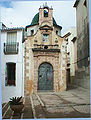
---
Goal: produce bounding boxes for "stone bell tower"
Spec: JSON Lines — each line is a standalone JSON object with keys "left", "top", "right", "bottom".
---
{"left": 24, "top": 3, "right": 67, "bottom": 95}
{"left": 39, "top": 2, "right": 53, "bottom": 27}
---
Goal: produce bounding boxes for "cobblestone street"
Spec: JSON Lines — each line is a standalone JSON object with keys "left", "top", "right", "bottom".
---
{"left": 2, "top": 85, "right": 90, "bottom": 119}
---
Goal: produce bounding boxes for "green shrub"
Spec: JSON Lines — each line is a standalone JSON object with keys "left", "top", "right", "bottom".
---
{"left": 9, "top": 96, "right": 23, "bottom": 105}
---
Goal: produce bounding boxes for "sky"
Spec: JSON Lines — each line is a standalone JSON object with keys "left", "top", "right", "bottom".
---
{"left": 0, "top": 0, "right": 76, "bottom": 34}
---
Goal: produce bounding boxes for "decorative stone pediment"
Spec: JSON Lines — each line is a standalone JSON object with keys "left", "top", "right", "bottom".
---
{"left": 39, "top": 24, "right": 53, "bottom": 30}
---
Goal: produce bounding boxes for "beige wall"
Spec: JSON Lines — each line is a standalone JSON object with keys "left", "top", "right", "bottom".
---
{"left": 24, "top": 4, "right": 67, "bottom": 95}
{"left": 76, "top": 0, "right": 89, "bottom": 37}
{"left": 24, "top": 27, "right": 67, "bottom": 95}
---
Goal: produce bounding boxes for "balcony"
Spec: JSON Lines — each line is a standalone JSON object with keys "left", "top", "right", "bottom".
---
{"left": 4, "top": 42, "right": 19, "bottom": 55}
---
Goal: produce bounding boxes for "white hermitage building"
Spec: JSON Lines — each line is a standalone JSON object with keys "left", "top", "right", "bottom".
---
{"left": 1, "top": 23, "right": 24, "bottom": 103}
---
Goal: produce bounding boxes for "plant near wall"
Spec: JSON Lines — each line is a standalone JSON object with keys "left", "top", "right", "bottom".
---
{"left": 9, "top": 96, "right": 23, "bottom": 105}
{"left": 9, "top": 96, "right": 24, "bottom": 113}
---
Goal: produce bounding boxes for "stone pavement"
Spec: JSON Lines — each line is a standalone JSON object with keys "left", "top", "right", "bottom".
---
{"left": 2, "top": 85, "right": 91, "bottom": 119}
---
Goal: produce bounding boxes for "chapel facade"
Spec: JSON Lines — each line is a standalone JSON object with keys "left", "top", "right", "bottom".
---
{"left": 24, "top": 3, "right": 67, "bottom": 95}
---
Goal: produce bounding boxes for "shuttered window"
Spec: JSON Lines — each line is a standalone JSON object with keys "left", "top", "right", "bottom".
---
{"left": 7, "top": 32, "right": 17, "bottom": 44}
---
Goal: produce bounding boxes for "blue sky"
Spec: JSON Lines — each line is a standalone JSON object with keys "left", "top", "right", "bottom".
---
{"left": 0, "top": 0, "right": 76, "bottom": 34}
{"left": 0, "top": 0, "right": 12, "bottom": 8}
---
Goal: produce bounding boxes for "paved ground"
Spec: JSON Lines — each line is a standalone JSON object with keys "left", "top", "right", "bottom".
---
{"left": 2, "top": 85, "right": 91, "bottom": 119}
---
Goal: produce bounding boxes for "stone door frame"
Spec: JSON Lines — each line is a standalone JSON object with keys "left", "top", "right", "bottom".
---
{"left": 33, "top": 52, "right": 60, "bottom": 92}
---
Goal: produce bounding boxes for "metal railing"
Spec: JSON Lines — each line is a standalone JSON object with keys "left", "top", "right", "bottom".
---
{"left": 4, "top": 42, "right": 19, "bottom": 54}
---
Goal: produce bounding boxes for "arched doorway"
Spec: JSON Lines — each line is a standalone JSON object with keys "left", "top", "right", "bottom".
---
{"left": 38, "top": 62, "right": 53, "bottom": 91}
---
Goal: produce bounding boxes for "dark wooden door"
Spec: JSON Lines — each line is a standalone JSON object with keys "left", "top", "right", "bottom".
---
{"left": 38, "top": 63, "right": 53, "bottom": 91}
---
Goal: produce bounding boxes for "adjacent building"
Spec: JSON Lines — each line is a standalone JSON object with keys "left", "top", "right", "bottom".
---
{"left": 63, "top": 27, "right": 77, "bottom": 87}
{"left": 73, "top": 0, "right": 90, "bottom": 89}
{"left": 1, "top": 24, "right": 24, "bottom": 103}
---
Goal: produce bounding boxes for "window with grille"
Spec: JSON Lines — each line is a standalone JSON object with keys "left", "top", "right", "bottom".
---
{"left": 4, "top": 32, "right": 19, "bottom": 54}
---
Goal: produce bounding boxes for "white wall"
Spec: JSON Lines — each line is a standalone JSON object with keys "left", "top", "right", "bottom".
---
{"left": 1, "top": 30, "right": 24, "bottom": 103}
{"left": 63, "top": 27, "right": 76, "bottom": 77}
{"left": 68, "top": 27, "right": 76, "bottom": 77}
